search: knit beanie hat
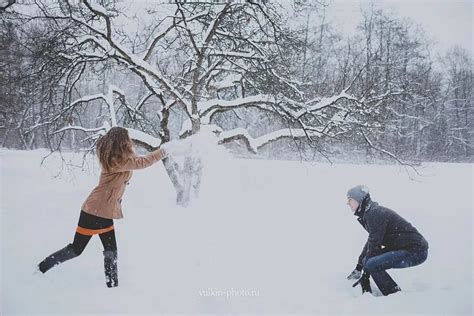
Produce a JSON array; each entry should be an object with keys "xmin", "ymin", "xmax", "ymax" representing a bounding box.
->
[{"xmin": 347, "ymin": 185, "xmax": 370, "ymax": 203}]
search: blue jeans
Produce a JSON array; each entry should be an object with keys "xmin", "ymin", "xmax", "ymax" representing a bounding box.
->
[{"xmin": 363, "ymin": 249, "xmax": 428, "ymax": 295}]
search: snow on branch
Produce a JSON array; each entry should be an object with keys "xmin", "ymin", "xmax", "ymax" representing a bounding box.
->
[
  {"xmin": 218, "ymin": 127, "xmax": 323, "ymax": 154},
  {"xmin": 73, "ymin": 35, "xmax": 110, "ymax": 52},
  {"xmin": 82, "ymin": 0, "xmax": 108, "ymax": 16},
  {"xmin": 0, "ymin": 0, "xmax": 15, "ymax": 10},
  {"xmin": 298, "ymin": 92, "xmax": 360, "ymax": 118},
  {"xmin": 52, "ymin": 124, "xmax": 161, "ymax": 152},
  {"xmin": 200, "ymin": 94, "xmax": 275, "ymax": 123},
  {"xmin": 82, "ymin": 0, "xmax": 112, "ymax": 38},
  {"xmin": 126, "ymin": 128, "xmax": 162, "ymax": 149},
  {"xmin": 51, "ymin": 122, "xmax": 109, "ymax": 148},
  {"xmin": 201, "ymin": 4, "xmax": 230, "ymax": 48},
  {"xmin": 69, "ymin": 85, "xmax": 125, "ymax": 126},
  {"xmin": 200, "ymin": 91, "xmax": 362, "ymax": 125},
  {"xmin": 70, "ymin": 93, "xmax": 106, "ymax": 107},
  {"xmin": 387, "ymin": 107, "xmax": 433, "ymax": 125},
  {"xmin": 53, "ymin": 4, "xmax": 192, "ymax": 112},
  {"xmin": 116, "ymin": 46, "xmax": 191, "ymax": 110},
  {"xmin": 131, "ymin": 93, "xmax": 155, "ymax": 121},
  {"xmin": 142, "ymin": 10, "xmax": 209, "ymax": 61},
  {"xmin": 52, "ymin": 125, "xmax": 106, "ymax": 135},
  {"xmin": 361, "ymin": 130, "xmax": 419, "ymax": 174},
  {"xmin": 209, "ymin": 51, "xmax": 266, "ymax": 60},
  {"xmin": 209, "ymin": 74, "xmax": 242, "ymax": 90},
  {"xmin": 268, "ymin": 68, "xmax": 304, "ymax": 99}
]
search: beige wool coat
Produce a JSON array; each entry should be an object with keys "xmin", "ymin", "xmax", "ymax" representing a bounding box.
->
[{"xmin": 81, "ymin": 149, "xmax": 165, "ymax": 219}]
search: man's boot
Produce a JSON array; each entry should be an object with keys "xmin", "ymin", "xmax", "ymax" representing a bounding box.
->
[
  {"xmin": 384, "ymin": 285, "xmax": 402, "ymax": 296},
  {"xmin": 38, "ymin": 244, "xmax": 78, "ymax": 273},
  {"xmin": 103, "ymin": 249, "xmax": 118, "ymax": 288}
]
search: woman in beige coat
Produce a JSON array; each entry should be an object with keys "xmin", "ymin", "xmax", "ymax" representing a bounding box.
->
[{"xmin": 38, "ymin": 127, "xmax": 166, "ymax": 288}]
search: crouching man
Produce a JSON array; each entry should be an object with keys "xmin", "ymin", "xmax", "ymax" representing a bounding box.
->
[{"xmin": 346, "ymin": 185, "xmax": 429, "ymax": 296}]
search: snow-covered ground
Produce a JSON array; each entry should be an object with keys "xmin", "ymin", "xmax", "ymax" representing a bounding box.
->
[{"xmin": 1, "ymin": 148, "xmax": 472, "ymax": 315}]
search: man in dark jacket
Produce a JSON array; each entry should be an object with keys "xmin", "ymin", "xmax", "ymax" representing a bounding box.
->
[{"xmin": 346, "ymin": 185, "xmax": 429, "ymax": 296}]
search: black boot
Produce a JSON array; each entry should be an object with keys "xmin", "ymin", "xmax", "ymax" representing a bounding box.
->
[
  {"xmin": 38, "ymin": 244, "xmax": 78, "ymax": 273},
  {"xmin": 384, "ymin": 285, "xmax": 402, "ymax": 296},
  {"xmin": 103, "ymin": 250, "xmax": 118, "ymax": 288}
]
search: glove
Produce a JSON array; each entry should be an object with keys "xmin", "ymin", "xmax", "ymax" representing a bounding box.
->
[
  {"xmin": 352, "ymin": 272, "xmax": 372, "ymax": 294},
  {"xmin": 346, "ymin": 264, "xmax": 363, "ymax": 280}
]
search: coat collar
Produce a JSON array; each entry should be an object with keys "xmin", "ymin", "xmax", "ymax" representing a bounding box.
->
[{"xmin": 354, "ymin": 196, "xmax": 375, "ymax": 218}]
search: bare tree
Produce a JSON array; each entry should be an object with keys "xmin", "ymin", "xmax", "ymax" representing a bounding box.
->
[
  {"xmin": 4, "ymin": 1, "xmax": 444, "ymax": 205},
  {"xmin": 440, "ymin": 47, "xmax": 473, "ymax": 159}
]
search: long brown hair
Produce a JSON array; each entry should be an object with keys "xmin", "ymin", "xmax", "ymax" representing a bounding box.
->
[{"xmin": 96, "ymin": 127, "xmax": 134, "ymax": 172}]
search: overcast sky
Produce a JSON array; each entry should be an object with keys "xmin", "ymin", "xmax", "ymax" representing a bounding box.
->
[{"xmin": 325, "ymin": 0, "xmax": 473, "ymax": 54}]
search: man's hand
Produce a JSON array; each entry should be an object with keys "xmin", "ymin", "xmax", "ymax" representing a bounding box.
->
[
  {"xmin": 352, "ymin": 272, "xmax": 372, "ymax": 294},
  {"xmin": 346, "ymin": 264, "xmax": 363, "ymax": 280}
]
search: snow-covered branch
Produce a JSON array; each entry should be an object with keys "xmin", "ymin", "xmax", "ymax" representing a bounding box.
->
[
  {"xmin": 126, "ymin": 127, "xmax": 162, "ymax": 149},
  {"xmin": 200, "ymin": 94, "xmax": 276, "ymax": 123},
  {"xmin": 209, "ymin": 51, "xmax": 266, "ymax": 61},
  {"xmin": 69, "ymin": 85, "xmax": 123, "ymax": 127},
  {"xmin": 218, "ymin": 127, "xmax": 323, "ymax": 154},
  {"xmin": 361, "ymin": 130, "xmax": 419, "ymax": 174},
  {"xmin": 52, "ymin": 125, "xmax": 106, "ymax": 135},
  {"xmin": 82, "ymin": 0, "xmax": 112, "ymax": 39},
  {"xmin": 304, "ymin": 92, "xmax": 359, "ymax": 114},
  {"xmin": 51, "ymin": 124, "xmax": 162, "ymax": 152}
]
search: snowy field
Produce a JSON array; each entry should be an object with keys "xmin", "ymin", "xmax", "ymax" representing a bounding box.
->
[{"xmin": 1, "ymin": 148, "xmax": 473, "ymax": 315}]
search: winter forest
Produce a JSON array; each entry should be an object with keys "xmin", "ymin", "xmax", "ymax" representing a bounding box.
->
[{"xmin": 1, "ymin": 0, "xmax": 473, "ymax": 315}]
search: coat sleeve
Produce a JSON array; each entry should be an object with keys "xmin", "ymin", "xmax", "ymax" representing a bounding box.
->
[
  {"xmin": 365, "ymin": 209, "xmax": 388, "ymax": 259},
  {"xmin": 115, "ymin": 149, "xmax": 165, "ymax": 171},
  {"xmin": 358, "ymin": 241, "xmax": 368, "ymax": 266}
]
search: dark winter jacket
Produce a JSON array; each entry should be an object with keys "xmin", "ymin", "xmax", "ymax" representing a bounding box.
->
[{"xmin": 357, "ymin": 199, "xmax": 429, "ymax": 265}]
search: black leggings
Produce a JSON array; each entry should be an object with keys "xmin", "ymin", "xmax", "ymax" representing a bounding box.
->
[{"xmin": 71, "ymin": 211, "xmax": 117, "ymax": 255}]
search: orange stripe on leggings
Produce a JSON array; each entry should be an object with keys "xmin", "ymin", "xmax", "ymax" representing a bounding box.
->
[{"xmin": 76, "ymin": 225, "xmax": 114, "ymax": 236}]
